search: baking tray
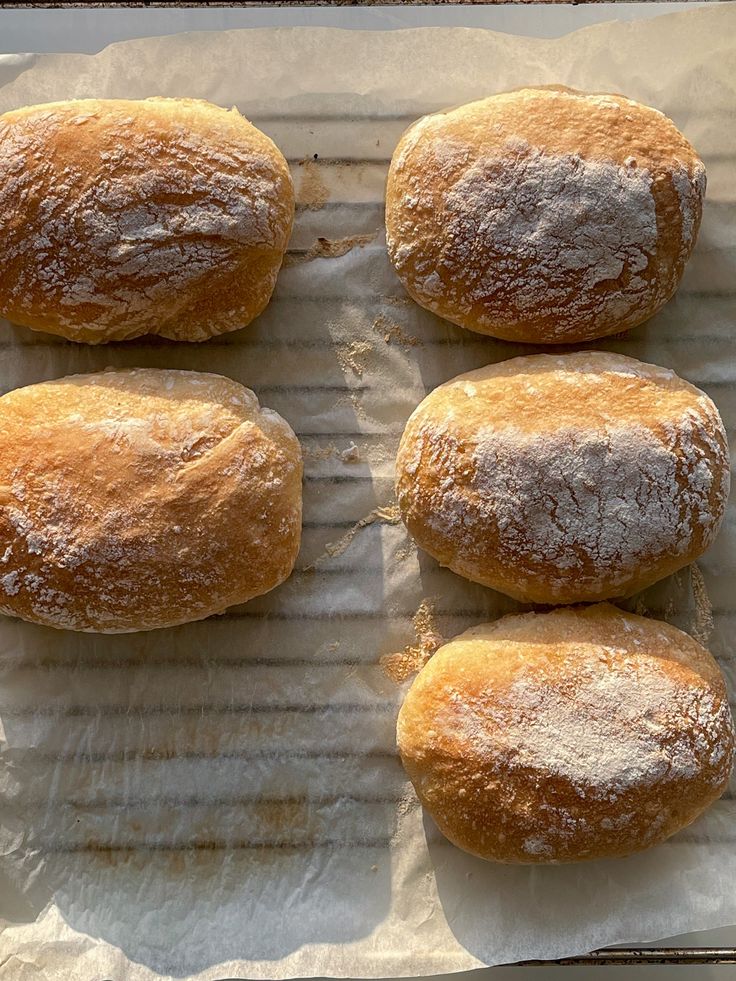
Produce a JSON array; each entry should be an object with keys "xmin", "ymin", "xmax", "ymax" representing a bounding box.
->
[{"xmin": 0, "ymin": 5, "xmax": 735, "ymax": 974}]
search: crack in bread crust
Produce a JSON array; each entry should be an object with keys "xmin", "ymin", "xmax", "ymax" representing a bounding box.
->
[
  {"xmin": 395, "ymin": 352, "xmax": 729, "ymax": 605},
  {"xmin": 0, "ymin": 97, "xmax": 294, "ymax": 343}
]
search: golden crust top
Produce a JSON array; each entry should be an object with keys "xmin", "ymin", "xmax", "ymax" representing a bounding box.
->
[
  {"xmin": 395, "ymin": 352, "xmax": 730, "ymax": 604},
  {"xmin": 398, "ymin": 604, "xmax": 734, "ymax": 863},
  {"xmin": 0, "ymin": 368, "xmax": 303, "ymax": 631},
  {"xmin": 0, "ymin": 97, "xmax": 294, "ymax": 343},
  {"xmin": 385, "ymin": 87, "xmax": 705, "ymax": 343}
]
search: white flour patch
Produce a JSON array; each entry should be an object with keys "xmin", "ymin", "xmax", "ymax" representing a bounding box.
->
[
  {"xmin": 449, "ymin": 654, "xmax": 732, "ymax": 801},
  {"xmin": 398, "ymin": 364, "xmax": 729, "ymax": 602},
  {"xmin": 388, "ymin": 130, "xmax": 704, "ymax": 339}
]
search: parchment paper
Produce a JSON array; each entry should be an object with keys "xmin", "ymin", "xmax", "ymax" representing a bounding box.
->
[{"xmin": 0, "ymin": 6, "xmax": 735, "ymax": 978}]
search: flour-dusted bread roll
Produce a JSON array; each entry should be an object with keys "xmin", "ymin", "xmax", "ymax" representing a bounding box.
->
[
  {"xmin": 396, "ymin": 352, "xmax": 729, "ymax": 605},
  {"xmin": 0, "ymin": 369, "xmax": 302, "ymax": 631},
  {"xmin": 0, "ymin": 98, "xmax": 294, "ymax": 343},
  {"xmin": 386, "ymin": 86, "xmax": 705, "ymax": 344},
  {"xmin": 398, "ymin": 604, "xmax": 734, "ymax": 864}
]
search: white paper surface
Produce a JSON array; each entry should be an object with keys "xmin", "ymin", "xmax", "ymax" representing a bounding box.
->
[{"xmin": 0, "ymin": 6, "xmax": 735, "ymax": 978}]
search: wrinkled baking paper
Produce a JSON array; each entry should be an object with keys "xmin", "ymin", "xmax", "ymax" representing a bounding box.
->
[{"xmin": 0, "ymin": 6, "xmax": 735, "ymax": 978}]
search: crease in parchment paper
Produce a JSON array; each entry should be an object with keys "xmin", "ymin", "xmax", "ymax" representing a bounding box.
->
[{"xmin": 0, "ymin": 6, "xmax": 735, "ymax": 979}]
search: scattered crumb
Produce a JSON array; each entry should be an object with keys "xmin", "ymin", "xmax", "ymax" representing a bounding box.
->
[
  {"xmin": 284, "ymin": 232, "xmax": 378, "ymax": 266},
  {"xmin": 297, "ymin": 159, "xmax": 329, "ymax": 211},
  {"xmin": 337, "ymin": 340, "xmax": 373, "ymax": 378},
  {"xmin": 303, "ymin": 441, "xmax": 362, "ymax": 464},
  {"xmin": 340, "ymin": 442, "xmax": 360, "ymax": 463},
  {"xmin": 302, "ymin": 502, "xmax": 400, "ymax": 571},
  {"xmin": 380, "ymin": 599, "xmax": 443, "ymax": 683},
  {"xmin": 337, "ymin": 391, "xmax": 385, "ymax": 430},
  {"xmin": 394, "ymin": 786, "xmax": 420, "ymax": 827},
  {"xmin": 690, "ymin": 562, "xmax": 714, "ymax": 645},
  {"xmin": 370, "ymin": 864, "xmax": 378, "ymax": 873},
  {"xmin": 303, "ymin": 442, "xmax": 339, "ymax": 462},
  {"xmin": 395, "ymin": 539, "xmax": 417, "ymax": 562},
  {"xmin": 326, "ymin": 642, "xmax": 339, "ymax": 652},
  {"xmin": 372, "ymin": 313, "xmax": 419, "ymax": 348},
  {"xmin": 309, "ymin": 233, "xmax": 376, "ymax": 258}
]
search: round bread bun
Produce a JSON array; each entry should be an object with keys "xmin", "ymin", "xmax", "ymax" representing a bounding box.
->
[
  {"xmin": 0, "ymin": 368, "xmax": 302, "ymax": 632},
  {"xmin": 0, "ymin": 97, "xmax": 294, "ymax": 343},
  {"xmin": 385, "ymin": 86, "xmax": 705, "ymax": 344},
  {"xmin": 397, "ymin": 604, "xmax": 734, "ymax": 864},
  {"xmin": 395, "ymin": 351, "xmax": 729, "ymax": 605}
]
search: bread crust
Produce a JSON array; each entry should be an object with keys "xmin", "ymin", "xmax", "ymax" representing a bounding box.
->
[
  {"xmin": 0, "ymin": 368, "xmax": 302, "ymax": 632},
  {"xmin": 0, "ymin": 97, "xmax": 294, "ymax": 342},
  {"xmin": 395, "ymin": 351, "xmax": 729, "ymax": 605},
  {"xmin": 385, "ymin": 86, "xmax": 705, "ymax": 344},
  {"xmin": 397, "ymin": 604, "xmax": 735, "ymax": 863}
]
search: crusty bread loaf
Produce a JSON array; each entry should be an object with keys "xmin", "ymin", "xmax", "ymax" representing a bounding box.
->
[
  {"xmin": 0, "ymin": 368, "xmax": 302, "ymax": 631},
  {"xmin": 386, "ymin": 86, "xmax": 705, "ymax": 344},
  {"xmin": 397, "ymin": 604, "xmax": 734, "ymax": 863},
  {"xmin": 0, "ymin": 97, "xmax": 294, "ymax": 343},
  {"xmin": 395, "ymin": 351, "xmax": 729, "ymax": 605}
]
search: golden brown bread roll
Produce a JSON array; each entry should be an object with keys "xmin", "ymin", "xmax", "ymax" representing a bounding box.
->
[
  {"xmin": 385, "ymin": 86, "xmax": 705, "ymax": 344},
  {"xmin": 0, "ymin": 368, "xmax": 302, "ymax": 631},
  {"xmin": 395, "ymin": 351, "xmax": 729, "ymax": 605},
  {"xmin": 0, "ymin": 97, "xmax": 294, "ymax": 343},
  {"xmin": 397, "ymin": 604, "xmax": 734, "ymax": 863}
]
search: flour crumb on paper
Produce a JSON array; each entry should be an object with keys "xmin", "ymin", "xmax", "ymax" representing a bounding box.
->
[
  {"xmin": 690, "ymin": 562, "xmax": 714, "ymax": 645},
  {"xmin": 337, "ymin": 340, "xmax": 374, "ymax": 378},
  {"xmin": 338, "ymin": 390, "xmax": 386, "ymax": 430},
  {"xmin": 380, "ymin": 599, "xmax": 443, "ymax": 683},
  {"xmin": 303, "ymin": 442, "xmax": 340, "ymax": 462},
  {"xmin": 303, "ymin": 502, "xmax": 400, "ymax": 571},
  {"xmin": 340, "ymin": 442, "xmax": 360, "ymax": 463},
  {"xmin": 395, "ymin": 539, "xmax": 418, "ymax": 562},
  {"xmin": 303, "ymin": 441, "xmax": 362, "ymax": 463},
  {"xmin": 373, "ymin": 313, "xmax": 419, "ymax": 348},
  {"xmin": 284, "ymin": 232, "xmax": 378, "ymax": 266}
]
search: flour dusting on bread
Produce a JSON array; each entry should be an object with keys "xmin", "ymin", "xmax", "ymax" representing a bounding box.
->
[
  {"xmin": 0, "ymin": 98, "xmax": 294, "ymax": 342},
  {"xmin": 396, "ymin": 352, "xmax": 729, "ymax": 604},
  {"xmin": 386, "ymin": 87, "xmax": 705, "ymax": 344},
  {"xmin": 397, "ymin": 605, "xmax": 734, "ymax": 863},
  {"xmin": 0, "ymin": 369, "xmax": 302, "ymax": 632}
]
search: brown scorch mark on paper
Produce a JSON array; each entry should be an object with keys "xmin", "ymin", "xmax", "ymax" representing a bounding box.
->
[
  {"xmin": 690, "ymin": 562, "xmax": 714, "ymax": 645},
  {"xmin": 380, "ymin": 599, "xmax": 443, "ymax": 683},
  {"xmin": 297, "ymin": 158, "xmax": 329, "ymax": 211}
]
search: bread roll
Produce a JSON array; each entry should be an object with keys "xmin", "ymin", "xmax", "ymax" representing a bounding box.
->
[
  {"xmin": 0, "ymin": 368, "xmax": 302, "ymax": 632},
  {"xmin": 386, "ymin": 86, "xmax": 705, "ymax": 344},
  {"xmin": 398, "ymin": 604, "xmax": 734, "ymax": 863},
  {"xmin": 396, "ymin": 352, "xmax": 729, "ymax": 605},
  {"xmin": 0, "ymin": 98, "xmax": 294, "ymax": 343}
]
